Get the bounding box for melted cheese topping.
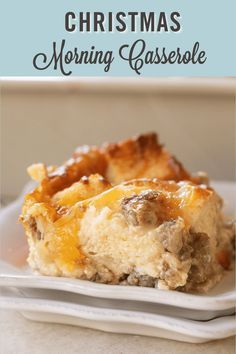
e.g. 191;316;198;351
22;175;215;274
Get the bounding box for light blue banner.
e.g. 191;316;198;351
0;0;235;76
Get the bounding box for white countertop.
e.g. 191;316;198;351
0;310;234;354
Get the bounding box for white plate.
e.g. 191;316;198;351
0;287;235;344
0;181;235;320
0;261;235;321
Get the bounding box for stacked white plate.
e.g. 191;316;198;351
0;181;235;343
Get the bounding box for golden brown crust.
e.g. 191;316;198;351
104;133;191;184
45;147;107;197
30;133;197;200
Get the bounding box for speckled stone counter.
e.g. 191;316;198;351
0;310;234;354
